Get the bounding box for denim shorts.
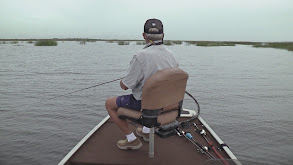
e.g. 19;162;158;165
116;94;141;111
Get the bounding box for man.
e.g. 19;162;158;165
105;18;179;150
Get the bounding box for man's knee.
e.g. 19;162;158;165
105;96;118;110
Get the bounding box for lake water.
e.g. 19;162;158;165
0;41;292;165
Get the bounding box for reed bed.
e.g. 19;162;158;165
79;41;86;45
195;41;235;47
0;39;292;51
10;41;19;44
164;40;173;45
136;41;145;45
117;41;130;45
34;40;58;46
0;41;19;44
253;42;293;51
171;40;182;45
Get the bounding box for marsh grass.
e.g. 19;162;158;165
253;42;293;51
10;41;19;44
164;40;173;46
196;41;235;47
79;41;86;45
117;41;130;45
171;41;182;45
34;40;58;46
0;41;18;44
185;41;197;45
0;38;292;52
84;39;96;42
136;41;145;45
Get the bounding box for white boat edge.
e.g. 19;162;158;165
198;116;242;165
58;108;241;165
58;115;110;165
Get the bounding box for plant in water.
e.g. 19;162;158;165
79;41;86;45
196;41;235;47
253;42;293;52
164;40;172;46
10;41;19;44
117;41;130;45
136;41;145;45
184;41;197;45
34;40;58;46
171;40;182;45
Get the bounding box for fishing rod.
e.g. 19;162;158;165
47;77;123;100
193;123;229;165
175;129;217;160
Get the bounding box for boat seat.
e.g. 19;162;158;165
117;68;188;158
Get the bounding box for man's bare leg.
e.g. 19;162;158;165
105;96;132;135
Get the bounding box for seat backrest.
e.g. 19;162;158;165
141;68;188;110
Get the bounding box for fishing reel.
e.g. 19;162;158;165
193;123;207;136
176;129;209;153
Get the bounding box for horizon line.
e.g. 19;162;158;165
0;38;292;43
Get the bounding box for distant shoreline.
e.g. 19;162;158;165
0;38;292;42
0;38;145;42
0;38;292;51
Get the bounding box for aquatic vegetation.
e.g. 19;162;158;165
117;41;130;45
185;41;197;45
79;41;86;45
0;41;19;44
10;41;19;44
136;41;145;45
253;42;293;52
196;41;235;47
164;40;172;45
231;41;259;45
0;38;292;52
84;39;96;42
34;40;58;46
171;40;182;45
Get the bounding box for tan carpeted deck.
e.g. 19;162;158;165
65;118;231;165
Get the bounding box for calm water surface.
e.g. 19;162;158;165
0;41;292;165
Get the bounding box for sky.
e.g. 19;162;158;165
0;0;292;41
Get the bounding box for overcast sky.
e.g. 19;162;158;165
0;0;292;41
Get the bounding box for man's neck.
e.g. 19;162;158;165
143;40;163;49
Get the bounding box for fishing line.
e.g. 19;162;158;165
183;91;200;123
47;77;123;100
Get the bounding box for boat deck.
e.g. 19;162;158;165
64;117;233;165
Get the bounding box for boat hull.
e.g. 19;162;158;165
59;111;239;165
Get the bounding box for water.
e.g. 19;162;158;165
0;41;292;165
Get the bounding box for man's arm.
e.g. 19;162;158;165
120;80;128;90
121;56;143;90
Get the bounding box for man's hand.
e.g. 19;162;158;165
120;80;128;90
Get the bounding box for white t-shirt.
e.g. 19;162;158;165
122;42;179;100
